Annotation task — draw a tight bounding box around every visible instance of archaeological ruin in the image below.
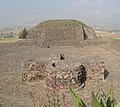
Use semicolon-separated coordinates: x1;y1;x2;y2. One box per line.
22;55;107;91
17;19;96;47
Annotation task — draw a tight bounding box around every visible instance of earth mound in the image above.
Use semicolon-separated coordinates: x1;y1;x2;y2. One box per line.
25;19;96;47
35;19;87;29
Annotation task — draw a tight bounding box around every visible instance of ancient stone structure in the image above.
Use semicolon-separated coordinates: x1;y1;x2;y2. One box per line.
26;19;96;47
22;59;87;90
22;57;108;91
46;65;87;90
22;60;46;82
43;27;85;46
87;61;107;81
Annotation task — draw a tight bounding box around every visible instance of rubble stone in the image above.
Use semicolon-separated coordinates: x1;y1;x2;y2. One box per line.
22;57;108;91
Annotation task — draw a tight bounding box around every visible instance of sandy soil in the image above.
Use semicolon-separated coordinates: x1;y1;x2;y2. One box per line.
0;35;120;107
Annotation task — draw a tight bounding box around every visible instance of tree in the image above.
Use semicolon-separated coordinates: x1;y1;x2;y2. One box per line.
18;28;27;39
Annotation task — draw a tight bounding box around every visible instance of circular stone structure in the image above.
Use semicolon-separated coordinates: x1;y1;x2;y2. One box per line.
26;19;96;47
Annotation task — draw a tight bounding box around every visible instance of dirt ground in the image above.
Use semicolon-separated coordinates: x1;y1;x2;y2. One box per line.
0;32;120;107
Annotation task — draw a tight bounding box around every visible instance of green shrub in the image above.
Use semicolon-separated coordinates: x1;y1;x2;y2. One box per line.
69;85;120;107
18;28;27;39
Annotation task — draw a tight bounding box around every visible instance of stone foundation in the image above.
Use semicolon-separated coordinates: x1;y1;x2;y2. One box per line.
46;65;86;91
26;23;96;47
22;57;107;91
22;60;46;82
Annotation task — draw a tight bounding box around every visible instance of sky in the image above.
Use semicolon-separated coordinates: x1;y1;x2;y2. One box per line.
0;0;120;27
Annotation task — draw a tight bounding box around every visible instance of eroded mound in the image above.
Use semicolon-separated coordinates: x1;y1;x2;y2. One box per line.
25;19;96;47
36;19;87;29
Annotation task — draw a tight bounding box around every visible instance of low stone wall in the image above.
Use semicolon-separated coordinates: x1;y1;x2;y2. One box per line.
46;65;86;90
15;39;44;46
22;57;107;91
22;60;46;82
84;27;96;38
86;61;106;80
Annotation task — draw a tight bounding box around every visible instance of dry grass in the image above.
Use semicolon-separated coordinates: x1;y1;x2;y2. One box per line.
113;38;120;40
36;19;88;29
0;38;21;43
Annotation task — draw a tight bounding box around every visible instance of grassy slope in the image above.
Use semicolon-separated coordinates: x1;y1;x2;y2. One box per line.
36;19;88;29
0;38;21;43
113;38;120;40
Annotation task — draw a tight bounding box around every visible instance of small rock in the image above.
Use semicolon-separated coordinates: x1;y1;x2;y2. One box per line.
64;74;69;79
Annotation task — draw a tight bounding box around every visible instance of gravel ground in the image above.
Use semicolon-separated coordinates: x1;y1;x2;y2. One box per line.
0;42;120;107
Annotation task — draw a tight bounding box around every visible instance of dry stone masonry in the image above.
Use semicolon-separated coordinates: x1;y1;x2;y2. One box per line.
22;59;46;82
87;61;108;81
25;19;96;47
22;56;108;91
46;65;86;91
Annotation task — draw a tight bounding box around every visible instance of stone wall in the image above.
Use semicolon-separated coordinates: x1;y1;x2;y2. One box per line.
15;39;40;46
22;57;107;91
22;59;87;90
22;60;46;82
84;27;96;38
26;26;96;46
45;28;83;41
44;27;84;46
27;28;45;41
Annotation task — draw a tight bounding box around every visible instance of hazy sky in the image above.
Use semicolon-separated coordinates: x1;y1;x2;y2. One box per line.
0;0;120;26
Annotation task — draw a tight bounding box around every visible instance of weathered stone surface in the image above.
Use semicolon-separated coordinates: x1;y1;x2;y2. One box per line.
21;56;108;91
22;60;46;82
45;64;87;90
87;61;107;81
26;19;96;47
84;27;96;38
